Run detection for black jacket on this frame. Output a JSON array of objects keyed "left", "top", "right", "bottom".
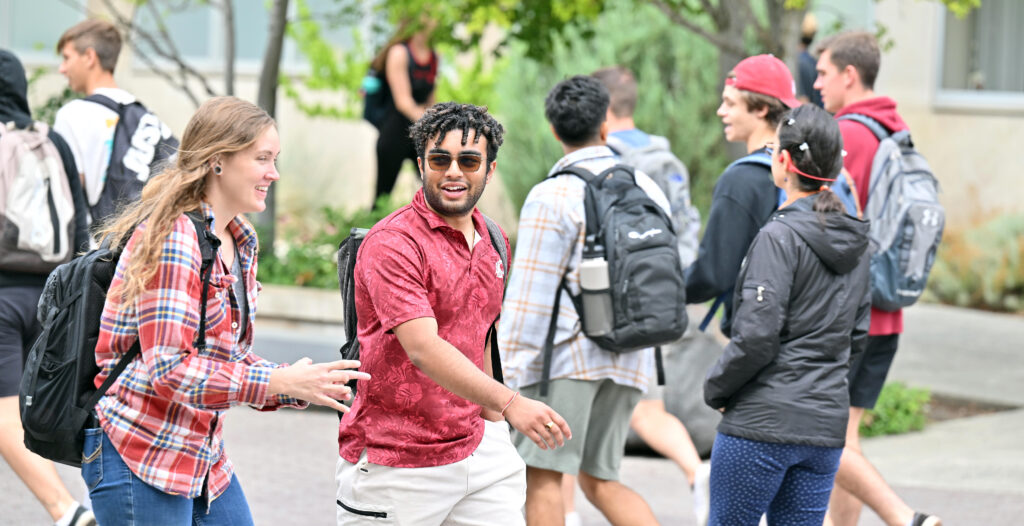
[
  {"left": 704, "top": 196, "right": 871, "bottom": 448},
  {"left": 0, "top": 49, "right": 89, "bottom": 288},
  {"left": 686, "top": 148, "right": 777, "bottom": 336}
]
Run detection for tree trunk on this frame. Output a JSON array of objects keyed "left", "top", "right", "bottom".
[
  {"left": 254, "top": 0, "right": 290, "bottom": 251},
  {"left": 222, "top": 0, "right": 236, "bottom": 95}
]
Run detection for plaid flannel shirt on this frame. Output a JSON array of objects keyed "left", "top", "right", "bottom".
[
  {"left": 94, "top": 204, "right": 304, "bottom": 500},
  {"left": 498, "top": 146, "right": 671, "bottom": 392}
]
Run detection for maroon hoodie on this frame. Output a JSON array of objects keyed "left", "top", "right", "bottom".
[{"left": 835, "top": 96, "right": 908, "bottom": 336}]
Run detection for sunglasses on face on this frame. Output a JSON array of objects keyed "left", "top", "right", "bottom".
[{"left": 426, "top": 152, "right": 483, "bottom": 173}]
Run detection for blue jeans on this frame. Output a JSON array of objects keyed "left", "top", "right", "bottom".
[
  {"left": 708, "top": 432, "right": 842, "bottom": 526},
  {"left": 82, "top": 427, "right": 254, "bottom": 525}
]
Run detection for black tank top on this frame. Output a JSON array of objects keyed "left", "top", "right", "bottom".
[{"left": 404, "top": 42, "right": 437, "bottom": 104}]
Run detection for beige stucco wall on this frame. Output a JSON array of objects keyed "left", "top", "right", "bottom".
[{"left": 874, "top": 0, "right": 1024, "bottom": 227}]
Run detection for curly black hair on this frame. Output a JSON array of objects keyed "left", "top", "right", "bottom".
[
  {"left": 544, "top": 75, "right": 609, "bottom": 147},
  {"left": 409, "top": 102, "right": 505, "bottom": 169}
]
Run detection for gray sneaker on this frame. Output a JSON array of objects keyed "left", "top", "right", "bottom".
[
  {"left": 68, "top": 505, "right": 96, "bottom": 526},
  {"left": 911, "top": 512, "right": 942, "bottom": 526}
]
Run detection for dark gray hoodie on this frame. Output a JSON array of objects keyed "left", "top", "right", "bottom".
[
  {"left": 704, "top": 195, "right": 871, "bottom": 448},
  {"left": 0, "top": 49, "right": 89, "bottom": 287}
]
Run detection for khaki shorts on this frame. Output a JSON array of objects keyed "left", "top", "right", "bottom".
[{"left": 514, "top": 378, "right": 641, "bottom": 481}]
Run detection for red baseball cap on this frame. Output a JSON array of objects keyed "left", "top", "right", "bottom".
[{"left": 725, "top": 54, "right": 801, "bottom": 108}]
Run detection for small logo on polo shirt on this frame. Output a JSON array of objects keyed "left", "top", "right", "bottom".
[{"left": 496, "top": 259, "right": 505, "bottom": 280}]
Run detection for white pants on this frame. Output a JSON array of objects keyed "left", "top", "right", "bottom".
[{"left": 336, "top": 419, "right": 526, "bottom": 526}]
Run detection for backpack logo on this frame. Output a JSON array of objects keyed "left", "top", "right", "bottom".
[
  {"left": 628, "top": 228, "right": 663, "bottom": 240},
  {"left": 495, "top": 259, "right": 504, "bottom": 280},
  {"left": 922, "top": 209, "right": 940, "bottom": 227},
  {"left": 123, "top": 113, "right": 173, "bottom": 182}
]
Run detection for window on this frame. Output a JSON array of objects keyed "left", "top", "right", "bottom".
[
  {"left": 937, "top": 0, "right": 1024, "bottom": 110},
  {"left": 0, "top": 0, "right": 84, "bottom": 64}
]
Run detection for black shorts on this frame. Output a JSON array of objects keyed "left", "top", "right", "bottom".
[
  {"left": 0, "top": 286, "right": 43, "bottom": 397},
  {"left": 847, "top": 334, "right": 900, "bottom": 409}
]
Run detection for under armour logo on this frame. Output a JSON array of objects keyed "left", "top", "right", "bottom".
[
  {"left": 628, "top": 228, "right": 663, "bottom": 240},
  {"left": 922, "top": 209, "right": 940, "bottom": 227},
  {"left": 495, "top": 259, "right": 504, "bottom": 280}
]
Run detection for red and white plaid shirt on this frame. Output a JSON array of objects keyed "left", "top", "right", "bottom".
[{"left": 94, "top": 204, "right": 304, "bottom": 499}]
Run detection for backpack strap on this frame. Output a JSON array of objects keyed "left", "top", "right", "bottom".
[
  {"left": 837, "top": 114, "right": 891, "bottom": 141},
  {"left": 482, "top": 214, "right": 508, "bottom": 384},
  {"left": 84, "top": 213, "right": 220, "bottom": 419},
  {"left": 84, "top": 93, "right": 124, "bottom": 115}
]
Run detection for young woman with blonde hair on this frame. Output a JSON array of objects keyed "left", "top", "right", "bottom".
[{"left": 82, "top": 96, "right": 369, "bottom": 525}]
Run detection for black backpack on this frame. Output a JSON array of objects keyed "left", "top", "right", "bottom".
[
  {"left": 19, "top": 213, "right": 217, "bottom": 467},
  {"left": 335, "top": 216, "right": 509, "bottom": 401},
  {"left": 84, "top": 94, "right": 179, "bottom": 225},
  {"left": 361, "top": 67, "right": 390, "bottom": 130},
  {"left": 540, "top": 164, "right": 688, "bottom": 395}
]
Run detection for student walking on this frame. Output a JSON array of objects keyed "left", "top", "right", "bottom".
[
  {"left": 686, "top": 54, "right": 800, "bottom": 337},
  {"left": 0, "top": 48, "right": 95, "bottom": 526},
  {"left": 366, "top": 18, "right": 438, "bottom": 206},
  {"left": 703, "top": 104, "right": 872, "bottom": 526},
  {"left": 499, "top": 75, "right": 672, "bottom": 526},
  {"left": 814, "top": 31, "right": 942, "bottom": 526},
  {"left": 336, "top": 102, "right": 569, "bottom": 526},
  {"left": 83, "top": 96, "right": 369, "bottom": 525}
]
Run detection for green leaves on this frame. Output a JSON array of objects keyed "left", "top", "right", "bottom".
[{"left": 860, "top": 382, "right": 931, "bottom": 438}]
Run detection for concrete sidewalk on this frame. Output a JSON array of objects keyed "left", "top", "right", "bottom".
[{"left": 2, "top": 299, "right": 1022, "bottom": 524}]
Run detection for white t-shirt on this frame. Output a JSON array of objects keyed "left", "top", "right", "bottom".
[{"left": 53, "top": 87, "right": 136, "bottom": 207}]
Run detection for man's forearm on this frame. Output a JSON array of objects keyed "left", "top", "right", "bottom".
[{"left": 397, "top": 321, "right": 513, "bottom": 413}]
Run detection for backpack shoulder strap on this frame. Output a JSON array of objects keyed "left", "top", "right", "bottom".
[
  {"left": 727, "top": 151, "right": 772, "bottom": 171},
  {"left": 481, "top": 214, "right": 508, "bottom": 291},
  {"left": 84, "top": 93, "right": 123, "bottom": 114},
  {"left": 837, "top": 113, "right": 891, "bottom": 141},
  {"left": 550, "top": 165, "right": 596, "bottom": 182},
  {"left": 185, "top": 211, "right": 221, "bottom": 352}
]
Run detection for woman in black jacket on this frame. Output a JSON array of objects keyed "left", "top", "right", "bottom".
[{"left": 703, "top": 104, "right": 872, "bottom": 526}]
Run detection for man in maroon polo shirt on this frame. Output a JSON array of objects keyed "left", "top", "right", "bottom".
[
  {"left": 815, "top": 32, "right": 941, "bottom": 526},
  {"left": 335, "top": 102, "right": 571, "bottom": 526}
]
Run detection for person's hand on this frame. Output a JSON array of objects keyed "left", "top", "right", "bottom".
[
  {"left": 502, "top": 395, "right": 571, "bottom": 450},
  {"left": 268, "top": 358, "right": 371, "bottom": 413}
]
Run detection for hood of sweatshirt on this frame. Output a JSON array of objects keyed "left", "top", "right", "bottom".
[
  {"left": 834, "top": 96, "right": 907, "bottom": 133},
  {"left": 773, "top": 196, "right": 870, "bottom": 275},
  {"left": 0, "top": 50, "right": 33, "bottom": 129}
]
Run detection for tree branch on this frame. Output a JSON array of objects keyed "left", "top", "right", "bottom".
[{"left": 648, "top": 0, "right": 746, "bottom": 56}]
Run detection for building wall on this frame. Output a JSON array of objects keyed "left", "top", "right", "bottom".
[{"left": 873, "top": 0, "right": 1024, "bottom": 227}]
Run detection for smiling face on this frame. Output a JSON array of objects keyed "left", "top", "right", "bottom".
[
  {"left": 208, "top": 125, "right": 280, "bottom": 219},
  {"left": 416, "top": 129, "right": 495, "bottom": 219},
  {"left": 717, "top": 85, "right": 762, "bottom": 144}
]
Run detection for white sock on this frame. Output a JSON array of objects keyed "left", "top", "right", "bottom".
[{"left": 54, "top": 501, "right": 81, "bottom": 526}]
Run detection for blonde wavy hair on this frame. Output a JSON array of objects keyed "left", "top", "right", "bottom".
[{"left": 98, "top": 96, "right": 275, "bottom": 307}]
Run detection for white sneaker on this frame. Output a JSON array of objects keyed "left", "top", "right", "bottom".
[
  {"left": 692, "top": 462, "right": 711, "bottom": 526},
  {"left": 565, "top": 510, "right": 582, "bottom": 526}
]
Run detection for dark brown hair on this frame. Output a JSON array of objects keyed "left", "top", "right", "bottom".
[
  {"left": 817, "top": 31, "right": 880, "bottom": 90},
  {"left": 777, "top": 105, "right": 846, "bottom": 215}
]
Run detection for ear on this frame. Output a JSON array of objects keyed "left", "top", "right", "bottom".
[
  {"left": 842, "top": 64, "right": 860, "bottom": 89},
  {"left": 416, "top": 156, "right": 424, "bottom": 179},
  {"left": 485, "top": 160, "right": 497, "bottom": 185},
  {"left": 549, "top": 123, "right": 561, "bottom": 142},
  {"left": 599, "top": 120, "right": 609, "bottom": 142},
  {"left": 84, "top": 47, "right": 100, "bottom": 69},
  {"left": 779, "top": 148, "right": 791, "bottom": 168}
]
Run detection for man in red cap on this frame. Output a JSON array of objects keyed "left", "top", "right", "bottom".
[{"left": 686, "top": 54, "right": 799, "bottom": 338}]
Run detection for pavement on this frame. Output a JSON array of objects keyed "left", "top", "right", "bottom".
[{"left": 3, "top": 296, "right": 1023, "bottom": 524}]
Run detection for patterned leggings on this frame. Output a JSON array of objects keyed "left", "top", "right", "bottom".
[{"left": 708, "top": 432, "right": 842, "bottom": 526}]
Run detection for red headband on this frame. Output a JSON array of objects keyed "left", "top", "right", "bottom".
[{"left": 784, "top": 154, "right": 836, "bottom": 182}]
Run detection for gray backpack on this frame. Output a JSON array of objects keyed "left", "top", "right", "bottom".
[
  {"left": 606, "top": 134, "right": 700, "bottom": 267},
  {"left": 839, "top": 114, "right": 944, "bottom": 311},
  {"left": 0, "top": 121, "right": 76, "bottom": 274}
]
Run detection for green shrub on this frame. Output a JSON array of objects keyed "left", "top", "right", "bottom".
[
  {"left": 491, "top": 0, "right": 727, "bottom": 217},
  {"left": 256, "top": 194, "right": 401, "bottom": 288},
  {"left": 926, "top": 213, "right": 1024, "bottom": 312},
  {"left": 859, "top": 382, "right": 931, "bottom": 437}
]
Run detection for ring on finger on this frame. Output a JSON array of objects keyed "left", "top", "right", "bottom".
[{"left": 544, "top": 421, "right": 555, "bottom": 430}]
